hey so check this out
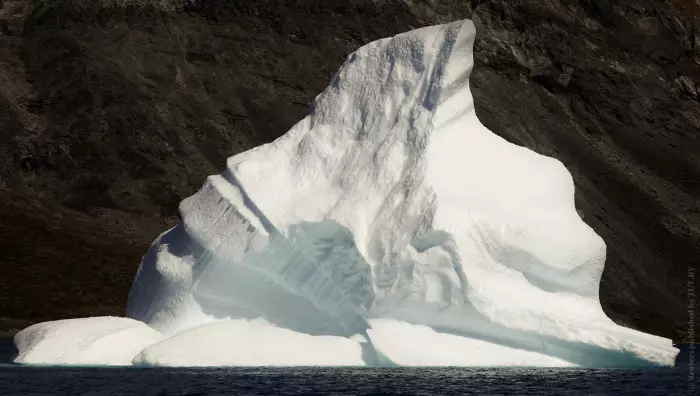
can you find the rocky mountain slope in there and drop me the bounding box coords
[0,0,697,341]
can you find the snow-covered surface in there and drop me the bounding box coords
[133,319,365,367]
[13,317,163,366]
[15,19,678,367]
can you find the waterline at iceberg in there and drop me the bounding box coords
[14,20,678,367]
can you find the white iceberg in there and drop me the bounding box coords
[14,20,678,367]
[133,319,366,367]
[367,319,573,367]
[13,317,163,366]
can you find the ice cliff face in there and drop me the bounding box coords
[13,19,678,367]
[123,20,676,367]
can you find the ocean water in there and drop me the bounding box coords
[1,340,696,395]
[0,365,695,395]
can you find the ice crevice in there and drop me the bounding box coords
[13,20,678,367]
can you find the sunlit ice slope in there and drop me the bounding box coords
[14,19,677,367]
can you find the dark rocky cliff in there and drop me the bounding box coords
[0,0,697,340]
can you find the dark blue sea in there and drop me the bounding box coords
[1,340,697,395]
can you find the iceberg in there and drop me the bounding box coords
[14,317,163,366]
[132,319,366,367]
[14,20,678,367]
[367,319,572,367]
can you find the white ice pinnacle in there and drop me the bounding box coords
[15,20,678,367]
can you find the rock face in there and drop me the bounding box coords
[0,0,697,341]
